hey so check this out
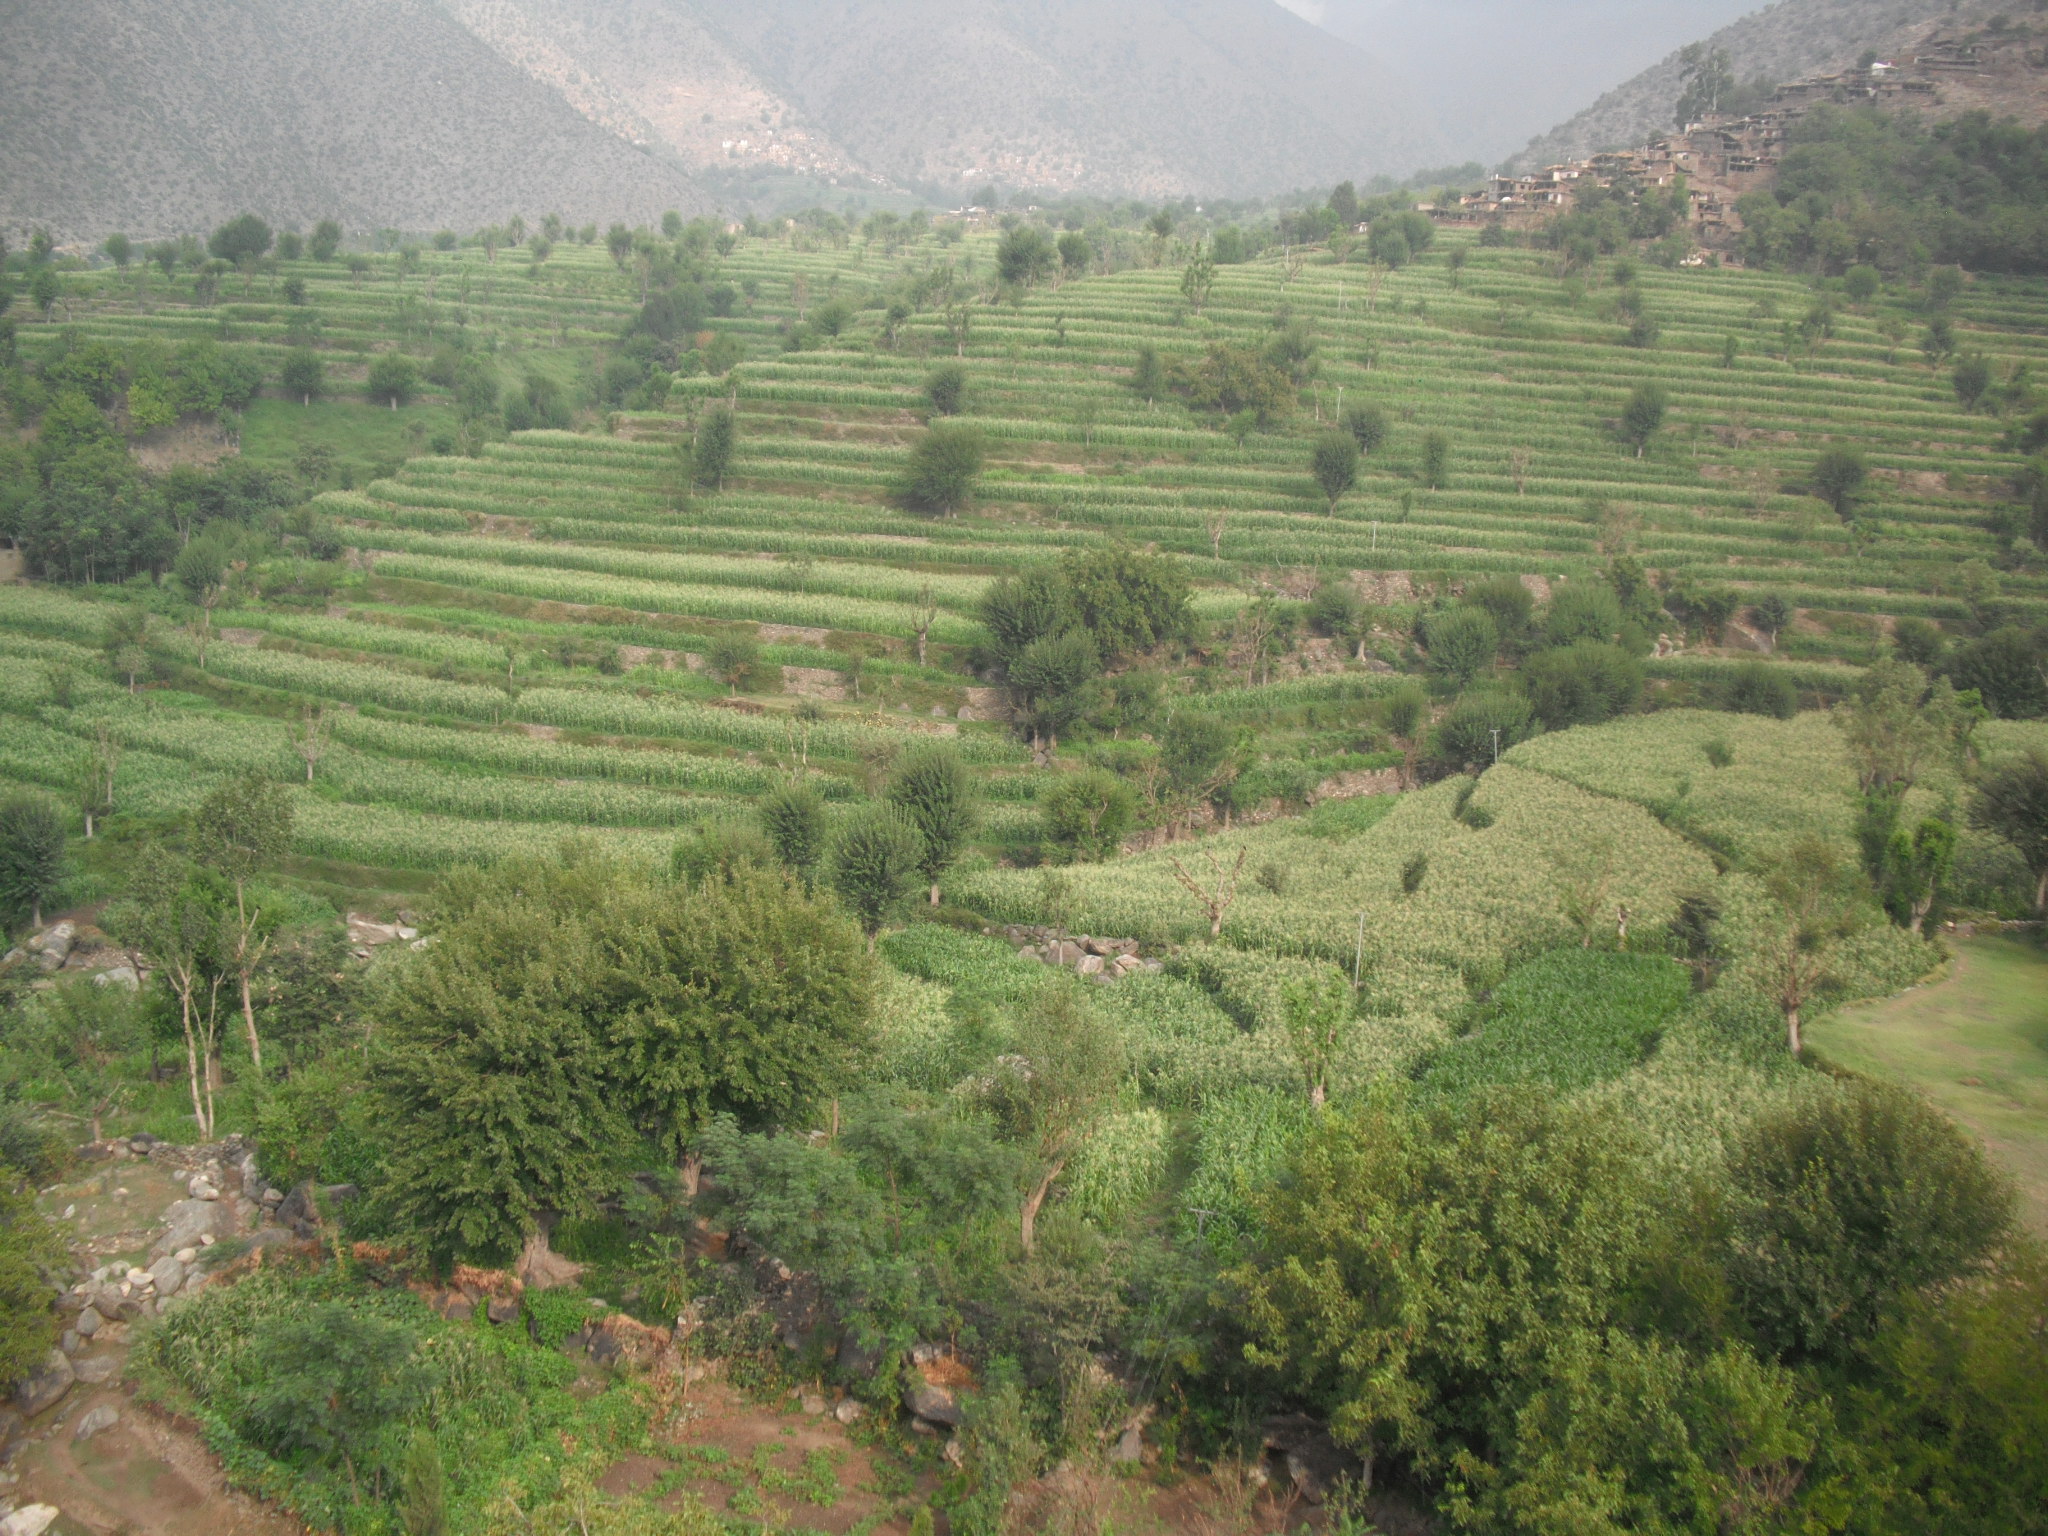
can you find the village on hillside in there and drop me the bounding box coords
[1440,15,2048,260]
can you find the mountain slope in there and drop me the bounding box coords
[1508,0,1942,170]
[0,0,709,246]
[688,0,1446,197]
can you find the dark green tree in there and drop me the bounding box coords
[308,220,343,261]
[365,354,417,410]
[1057,231,1092,278]
[926,363,967,416]
[897,424,985,517]
[1953,354,1993,412]
[694,406,737,491]
[1424,605,1498,686]
[1522,641,1643,730]
[758,781,828,889]
[1041,769,1137,862]
[280,349,324,407]
[1310,431,1360,515]
[829,806,924,947]
[1058,544,1191,659]
[887,746,977,906]
[1620,382,1668,457]
[208,214,273,264]
[0,795,64,928]
[1342,402,1389,455]
[1131,345,1164,406]
[1810,448,1868,520]
[1421,429,1450,489]
[1968,747,2048,916]
[995,226,1056,287]
[102,234,133,269]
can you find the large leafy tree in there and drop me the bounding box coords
[375,854,872,1270]
[828,806,924,946]
[897,424,985,516]
[193,770,293,1076]
[1969,747,2048,915]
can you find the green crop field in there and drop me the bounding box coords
[7,227,2044,883]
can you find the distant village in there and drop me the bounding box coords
[1434,20,2046,261]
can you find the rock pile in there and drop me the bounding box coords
[990,925,1163,982]
[0,922,139,988]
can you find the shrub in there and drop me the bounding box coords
[1726,1078,2014,1362]
[1725,661,1798,718]
[1424,606,1499,686]
[1042,769,1138,861]
[1545,584,1623,647]
[926,363,967,416]
[897,424,986,516]
[1522,641,1642,730]
[1430,689,1533,772]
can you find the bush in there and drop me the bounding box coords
[1726,1077,2014,1362]
[1423,606,1498,686]
[1430,688,1533,772]
[897,424,986,516]
[1725,661,1799,718]
[1522,641,1642,730]
[1041,769,1138,861]
[1545,583,1623,647]
[0,1174,63,1382]
[926,363,967,416]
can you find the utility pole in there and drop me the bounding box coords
[1353,911,1367,991]
[1491,727,1501,765]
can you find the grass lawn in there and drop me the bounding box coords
[1809,935,2048,1237]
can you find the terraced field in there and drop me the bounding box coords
[9,231,2046,885]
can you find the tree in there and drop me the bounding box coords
[1131,345,1164,406]
[830,806,924,948]
[1041,770,1136,862]
[1953,354,1992,412]
[887,746,977,906]
[193,770,294,1076]
[28,266,59,320]
[0,795,64,928]
[1282,968,1353,1109]
[308,220,343,262]
[102,234,133,269]
[1180,248,1217,314]
[77,724,118,838]
[1726,1079,2012,1363]
[1003,985,1125,1256]
[1429,688,1533,773]
[926,363,967,416]
[1342,403,1389,456]
[606,223,634,269]
[1809,448,1868,521]
[1059,543,1192,659]
[365,353,418,410]
[1753,836,1862,1056]
[1445,245,1468,289]
[704,632,758,694]
[758,780,828,888]
[208,214,273,265]
[1752,592,1792,645]
[1522,642,1643,730]
[1006,630,1098,751]
[118,845,228,1138]
[1055,230,1092,280]
[1968,748,2048,916]
[1675,43,1736,123]
[897,424,985,517]
[694,406,737,491]
[1168,845,1247,940]
[1836,657,1964,795]
[289,705,330,783]
[280,349,325,407]
[1881,815,1955,935]
[1310,431,1360,515]
[1421,429,1450,489]
[1726,661,1798,718]
[1424,606,1498,686]
[370,855,633,1273]
[1620,382,1668,457]
[1947,626,2048,719]
[102,605,152,694]
[995,225,1056,287]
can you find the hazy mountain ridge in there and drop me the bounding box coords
[0,0,710,246]
[1507,0,1947,171]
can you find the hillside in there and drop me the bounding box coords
[1508,0,1944,170]
[0,0,710,246]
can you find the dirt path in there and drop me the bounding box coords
[8,1146,308,1536]
[1810,935,2048,1236]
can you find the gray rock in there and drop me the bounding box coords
[836,1330,884,1381]
[59,1330,79,1355]
[74,1404,118,1441]
[833,1399,866,1425]
[72,1357,119,1386]
[903,1382,964,1428]
[13,1350,73,1416]
[1112,1424,1146,1463]
[0,1505,61,1536]
[486,1296,521,1326]
[800,1394,827,1417]
[153,1198,230,1257]
[73,1306,102,1339]
[128,1131,160,1150]
[1076,953,1105,975]
[147,1256,186,1295]
[0,1405,23,1458]
[187,1176,219,1201]
[0,948,23,967]
[92,966,140,991]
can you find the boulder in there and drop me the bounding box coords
[1076,953,1104,976]
[74,1305,103,1338]
[92,965,140,991]
[0,1506,61,1536]
[801,1394,827,1417]
[29,922,76,967]
[153,1198,231,1257]
[903,1382,964,1428]
[1261,1412,1362,1506]
[188,1176,220,1201]
[73,1356,120,1386]
[0,1405,23,1459]
[147,1256,186,1294]
[74,1404,119,1441]
[14,1349,74,1416]
[836,1330,885,1381]
[833,1399,867,1426]
[486,1296,522,1326]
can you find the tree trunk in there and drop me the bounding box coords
[240,970,263,1075]
[1785,1004,1803,1058]
[680,1151,703,1200]
[930,880,942,907]
[516,1219,585,1292]
[180,990,208,1140]
[1310,1080,1326,1110]
[236,882,263,1075]
[2035,866,2047,918]
[84,813,94,839]
[1020,1158,1066,1258]
[31,899,41,928]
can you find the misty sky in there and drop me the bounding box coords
[1273,0,1769,160]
